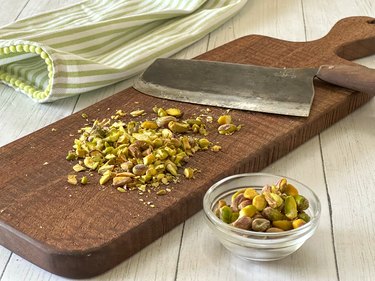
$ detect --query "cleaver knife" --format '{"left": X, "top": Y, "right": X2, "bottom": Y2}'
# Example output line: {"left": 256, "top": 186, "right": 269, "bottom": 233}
{"left": 134, "top": 58, "right": 375, "bottom": 117}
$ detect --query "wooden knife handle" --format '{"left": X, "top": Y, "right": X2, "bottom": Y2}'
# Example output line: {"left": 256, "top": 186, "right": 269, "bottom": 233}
{"left": 316, "top": 65, "right": 375, "bottom": 96}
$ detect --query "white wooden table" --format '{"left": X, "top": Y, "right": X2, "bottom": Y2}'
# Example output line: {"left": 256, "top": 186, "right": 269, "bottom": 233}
{"left": 0, "top": 1, "right": 374, "bottom": 280}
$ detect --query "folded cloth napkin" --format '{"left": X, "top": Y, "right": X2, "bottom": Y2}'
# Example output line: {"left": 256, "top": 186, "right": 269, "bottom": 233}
{"left": 0, "top": 0, "right": 247, "bottom": 102}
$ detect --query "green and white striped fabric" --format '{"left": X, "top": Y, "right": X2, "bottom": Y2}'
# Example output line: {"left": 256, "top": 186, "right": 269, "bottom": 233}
{"left": 0, "top": 0, "right": 247, "bottom": 102}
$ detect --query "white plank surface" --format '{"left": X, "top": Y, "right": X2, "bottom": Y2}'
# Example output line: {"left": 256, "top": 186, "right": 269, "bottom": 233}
{"left": 303, "top": 1, "right": 375, "bottom": 281}
{"left": 0, "top": 0, "right": 374, "bottom": 280}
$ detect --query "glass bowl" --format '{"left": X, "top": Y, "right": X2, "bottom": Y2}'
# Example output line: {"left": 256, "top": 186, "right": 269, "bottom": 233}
{"left": 203, "top": 173, "right": 321, "bottom": 261}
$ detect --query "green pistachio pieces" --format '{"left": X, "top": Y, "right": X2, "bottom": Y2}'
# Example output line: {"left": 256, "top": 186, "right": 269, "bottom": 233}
{"left": 294, "top": 194, "right": 309, "bottom": 211}
{"left": 284, "top": 196, "right": 298, "bottom": 220}
{"left": 243, "top": 188, "right": 258, "bottom": 200}
{"left": 264, "top": 192, "right": 283, "bottom": 208}
{"left": 99, "top": 170, "right": 112, "bottom": 185}
{"left": 239, "top": 205, "right": 257, "bottom": 218}
{"left": 232, "top": 216, "right": 252, "bottom": 230}
{"left": 67, "top": 175, "right": 78, "bottom": 185}
{"left": 130, "top": 109, "right": 145, "bottom": 117}
{"left": 66, "top": 105, "right": 241, "bottom": 200}
{"left": 141, "top": 120, "right": 158, "bottom": 129}
{"left": 217, "top": 115, "right": 232, "bottom": 125}
{"left": 168, "top": 121, "right": 189, "bottom": 133}
{"left": 252, "top": 218, "right": 271, "bottom": 232}
{"left": 83, "top": 157, "right": 99, "bottom": 170}
{"left": 97, "top": 163, "right": 114, "bottom": 174}
{"left": 298, "top": 211, "right": 311, "bottom": 223}
{"left": 215, "top": 177, "right": 311, "bottom": 233}
{"left": 183, "top": 167, "right": 195, "bottom": 179}
{"left": 66, "top": 151, "right": 77, "bottom": 161}
{"left": 81, "top": 176, "right": 88, "bottom": 185}
{"left": 112, "top": 176, "right": 133, "bottom": 187}
{"left": 165, "top": 108, "right": 183, "bottom": 117}
{"left": 220, "top": 206, "right": 233, "bottom": 224}
{"left": 292, "top": 219, "right": 306, "bottom": 229}
{"left": 132, "top": 164, "right": 148, "bottom": 176}
{"left": 73, "top": 164, "right": 86, "bottom": 172}
{"left": 262, "top": 207, "right": 286, "bottom": 221}
{"left": 272, "top": 220, "right": 293, "bottom": 231}
{"left": 252, "top": 195, "right": 267, "bottom": 211}
{"left": 156, "top": 116, "right": 177, "bottom": 127}
{"left": 218, "top": 124, "right": 237, "bottom": 135}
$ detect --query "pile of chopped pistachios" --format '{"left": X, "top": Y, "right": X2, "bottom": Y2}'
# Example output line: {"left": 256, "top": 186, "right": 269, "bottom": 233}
{"left": 66, "top": 106, "right": 241, "bottom": 198}
{"left": 215, "top": 178, "right": 310, "bottom": 232}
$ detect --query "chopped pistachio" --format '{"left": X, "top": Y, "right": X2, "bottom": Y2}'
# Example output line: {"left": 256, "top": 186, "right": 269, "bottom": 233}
{"left": 206, "top": 115, "right": 213, "bottom": 123}
{"left": 211, "top": 145, "right": 222, "bottom": 152}
{"left": 115, "top": 109, "right": 126, "bottom": 116}
{"left": 67, "top": 175, "right": 78, "bottom": 185}
{"left": 132, "top": 164, "right": 148, "bottom": 176}
{"left": 83, "top": 157, "right": 99, "bottom": 170}
{"left": 183, "top": 167, "right": 195, "bottom": 179}
{"left": 81, "top": 113, "right": 88, "bottom": 119}
{"left": 156, "top": 116, "right": 177, "bottom": 128}
{"left": 168, "top": 121, "right": 189, "bottom": 133}
{"left": 67, "top": 105, "right": 241, "bottom": 196}
{"left": 130, "top": 109, "right": 145, "bottom": 117}
{"left": 66, "top": 151, "right": 77, "bottom": 161}
{"left": 217, "top": 115, "right": 232, "bottom": 125}
{"left": 99, "top": 170, "right": 112, "bottom": 185}
{"left": 166, "top": 163, "right": 178, "bottom": 176}
{"left": 165, "top": 108, "right": 183, "bottom": 117}
{"left": 81, "top": 176, "right": 88, "bottom": 185}
{"left": 116, "top": 172, "right": 135, "bottom": 177}
{"left": 157, "top": 108, "right": 167, "bottom": 117}
{"left": 73, "top": 164, "right": 86, "bottom": 172}
{"left": 198, "top": 138, "right": 211, "bottom": 149}
{"left": 141, "top": 120, "right": 158, "bottom": 129}
{"left": 112, "top": 176, "right": 133, "bottom": 187}
{"left": 156, "top": 189, "right": 167, "bottom": 195}
{"left": 218, "top": 124, "right": 237, "bottom": 135}
{"left": 138, "top": 185, "right": 146, "bottom": 192}
{"left": 97, "top": 164, "right": 114, "bottom": 174}
{"left": 143, "top": 154, "right": 156, "bottom": 165}
{"left": 199, "top": 126, "right": 208, "bottom": 136}
{"left": 185, "top": 118, "right": 202, "bottom": 126}
{"left": 117, "top": 187, "right": 126, "bottom": 193}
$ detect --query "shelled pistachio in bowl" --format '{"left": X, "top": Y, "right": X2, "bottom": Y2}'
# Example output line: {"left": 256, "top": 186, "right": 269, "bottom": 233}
{"left": 203, "top": 173, "right": 321, "bottom": 261}
{"left": 215, "top": 178, "right": 311, "bottom": 233}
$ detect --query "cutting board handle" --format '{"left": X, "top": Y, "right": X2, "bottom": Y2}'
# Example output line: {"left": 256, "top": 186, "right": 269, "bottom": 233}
{"left": 320, "top": 17, "right": 375, "bottom": 61}
{"left": 313, "top": 17, "right": 375, "bottom": 96}
{"left": 316, "top": 65, "right": 375, "bottom": 96}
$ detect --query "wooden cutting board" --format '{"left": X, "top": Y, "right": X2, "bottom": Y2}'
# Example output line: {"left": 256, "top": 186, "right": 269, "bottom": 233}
{"left": 0, "top": 16, "right": 374, "bottom": 278}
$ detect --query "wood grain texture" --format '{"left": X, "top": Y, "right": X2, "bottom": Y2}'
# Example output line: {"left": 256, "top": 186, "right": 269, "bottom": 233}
{"left": 1, "top": 225, "right": 184, "bottom": 281}
{"left": 0, "top": 16, "right": 374, "bottom": 278}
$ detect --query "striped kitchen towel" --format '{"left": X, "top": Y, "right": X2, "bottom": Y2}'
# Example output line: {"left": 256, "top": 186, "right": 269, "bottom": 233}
{"left": 0, "top": 0, "right": 247, "bottom": 102}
